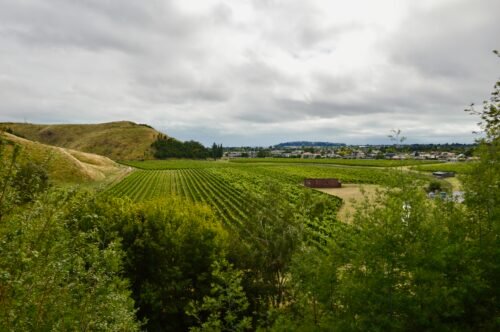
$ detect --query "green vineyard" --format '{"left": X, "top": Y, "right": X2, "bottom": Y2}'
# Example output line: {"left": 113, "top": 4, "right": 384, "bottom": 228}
{"left": 106, "top": 163, "right": 359, "bottom": 242}
{"left": 107, "top": 169, "right": 252, "bottom": 225}
{"left": 107, "top": 160, "right": 434, "bottom": 244}
{"left": 229, "top": 157, "right": 444, "bottom": 167}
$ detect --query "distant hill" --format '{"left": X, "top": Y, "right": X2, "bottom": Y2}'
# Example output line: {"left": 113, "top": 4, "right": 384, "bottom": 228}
{"left": 0, "top": 121, "right": 164, "bottom": 160}
{"left": 0, "top": 132, "right": 128, "bottom": 184}
{"left": 274, "top": 141, "right": 346, "bottom": 148}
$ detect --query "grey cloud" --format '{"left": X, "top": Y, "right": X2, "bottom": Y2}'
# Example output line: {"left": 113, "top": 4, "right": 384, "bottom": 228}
{"left": 385, "top": 0, "right": 499, "bottom": 80}
{"left": 0, "top": 0, "right": 202, "bottom": 53}
{"left": 0, "top": 0, "right": 497, "bottom": 146}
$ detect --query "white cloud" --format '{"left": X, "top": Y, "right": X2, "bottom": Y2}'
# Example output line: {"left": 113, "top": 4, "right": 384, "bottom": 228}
{"left": 0, "top": 0, "right": 497, "bottom": 145}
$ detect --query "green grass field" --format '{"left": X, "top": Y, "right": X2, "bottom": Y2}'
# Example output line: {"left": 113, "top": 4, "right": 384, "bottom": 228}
{"left": 120, "top": 158, "right": 444, "bottom": 170}
{"left": 120, "top": 159, "right": 241, "bottom": 169}
{"left": 106, "top": 167, "right": 343, "bottom": 243}
{"left": 229, "top": 158, "right": 444, "bottom": 167}
{"left": 411, "top": 162, "right": 476, "bottom": 174}
{"left": 107, "top": 159, "right": 434, "bottom": 241}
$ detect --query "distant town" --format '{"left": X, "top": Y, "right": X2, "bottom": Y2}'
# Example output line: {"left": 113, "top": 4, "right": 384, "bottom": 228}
{"left": 224, "top": 142, "right": 477, "bottom": 162}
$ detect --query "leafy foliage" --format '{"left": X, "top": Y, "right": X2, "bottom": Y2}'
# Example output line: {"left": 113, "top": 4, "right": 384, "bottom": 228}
{"left": 152, "top": 134, "right": 209, "bottom": 159}
{"left": 211, "top": 142, "right": 224, "bottom": 160}
{"left": 267, "top": 53, "right": 500, "bottom": 331}
{"left": 0, "top": 180, "right": 140, "bottom": 331}
{"left": 11, "top": 161, "right": 49, "bottom": 203}
{"left": 0, "top": 138, "right": 20, "bottom": 222}
{"left": 91, "top": 196, "right": 229, "bottom": 331}
{"left": 188, "top": 260, "right": 252, "bottom": 332}
{"left": 271, "top": 171, "right": 498, "bottom": 330}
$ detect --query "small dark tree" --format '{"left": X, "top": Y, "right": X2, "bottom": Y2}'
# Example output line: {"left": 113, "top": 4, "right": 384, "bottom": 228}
{"left": 211, "top": 142, "right": 218, "bottom": 160}
{"left": 218, "top": 144, "right": 224, "bottom": 159}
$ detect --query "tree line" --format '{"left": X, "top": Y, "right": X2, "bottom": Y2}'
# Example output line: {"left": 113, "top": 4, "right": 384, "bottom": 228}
{"left": 151, "top": 134, "right": 223, "bottom": 160}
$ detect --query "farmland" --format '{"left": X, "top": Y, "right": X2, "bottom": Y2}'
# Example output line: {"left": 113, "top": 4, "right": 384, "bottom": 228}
{"left": 106, "top": 160, "right": 434, "bottom": 238}
{"left": 120, "top": 159, "right": 244, "bottom": 169}
{"left": 229, "top": 157, "right": 444, "bottom": 167}
{"left": 411, "top": 161, "right": 476, "bottom": 174}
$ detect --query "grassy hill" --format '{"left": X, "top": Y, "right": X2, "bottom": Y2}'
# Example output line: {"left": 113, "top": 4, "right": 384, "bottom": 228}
{"left": 0, "top": 121, "right": 164, "bottom": 160}
{"left": 1, "top": 132, "right": 128, "bottom": 185}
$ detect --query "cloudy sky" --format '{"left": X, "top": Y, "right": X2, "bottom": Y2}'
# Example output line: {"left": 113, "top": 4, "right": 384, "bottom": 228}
{"left": 0, "top": 0, "right": 498, "bottom": 146}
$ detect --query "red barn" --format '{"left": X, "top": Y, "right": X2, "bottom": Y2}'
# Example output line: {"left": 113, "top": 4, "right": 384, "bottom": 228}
{"left": 304, "top": 178, "right": 342, "bottom": 188}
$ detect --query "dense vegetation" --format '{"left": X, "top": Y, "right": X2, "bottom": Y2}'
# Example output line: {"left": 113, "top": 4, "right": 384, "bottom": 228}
{"left": 107, "top": 160, "right": 423, "bottom": 223}
{"left": 3, "top": 129, "right": 498, "bottom": 330}
{"left": 152, "top": 134, "right": 209, "bottom": 159}
{"left": 0, "top": 55, "right": 498, "bottom": 331}
{"left": 0, "top": 140, "right": 140, "bottom": 330}
{"left": 151, "top": 134, "right": 224, "bottom": 160}
{"left": 106, "top": 167, "right": 342, "bottom": 246}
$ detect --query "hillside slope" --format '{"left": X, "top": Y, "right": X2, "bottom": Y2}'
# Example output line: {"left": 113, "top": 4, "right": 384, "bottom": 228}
{"left": 0, "top": 121, "right": 163, "bottom": 160}
{"left": 1, "top": 132, "right": 128, "bottom": 184}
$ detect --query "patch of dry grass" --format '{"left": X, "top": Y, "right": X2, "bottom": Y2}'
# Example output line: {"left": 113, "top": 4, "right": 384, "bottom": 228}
{"left": 1, "top": 132, "right": 127, "bottom": 185}
{"left": 316, "top": 184, "right": 382, "bottom": 222}
{"left": 0, "top": 121, "right": 162, "bottom": 160}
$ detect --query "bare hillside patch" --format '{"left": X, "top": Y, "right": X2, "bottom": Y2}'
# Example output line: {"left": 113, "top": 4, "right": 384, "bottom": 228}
{"left": 316, "top": 184, "right": 381, "bottom": 221}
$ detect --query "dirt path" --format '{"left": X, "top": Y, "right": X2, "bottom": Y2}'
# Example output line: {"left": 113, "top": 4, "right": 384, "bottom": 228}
{"left": 316, "top": 184, "right": 382, "bottom": 222}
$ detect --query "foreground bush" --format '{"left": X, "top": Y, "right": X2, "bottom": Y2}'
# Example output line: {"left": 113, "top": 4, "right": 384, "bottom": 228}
{"left": 0, "top": 189, "right": 140, "bottom": 331}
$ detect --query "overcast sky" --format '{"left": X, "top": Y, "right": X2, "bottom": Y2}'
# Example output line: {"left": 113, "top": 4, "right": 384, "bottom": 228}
{"left": 0, "top": 0, "right": 498, "bottom": 146}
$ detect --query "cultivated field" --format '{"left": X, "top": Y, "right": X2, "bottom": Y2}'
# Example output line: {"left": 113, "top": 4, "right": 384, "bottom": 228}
{"left": 107, "top": 160, "right": 434, "bottom": 240}
{"left": 230, "top": 158, "right": 444, "bottom": 167}
{"left": 411, "top": 162, "right": 476, "bottom": 174}
{"left": 120, "top": 159, "right": 245, "bottom": 169}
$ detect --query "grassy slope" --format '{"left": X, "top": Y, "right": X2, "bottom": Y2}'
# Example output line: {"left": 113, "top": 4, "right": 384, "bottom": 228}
{"left": 1, "top": 132, "right": 128, "bottom": 185}
{"left": 0, "top": 121, "right": 163, "bottom": 160}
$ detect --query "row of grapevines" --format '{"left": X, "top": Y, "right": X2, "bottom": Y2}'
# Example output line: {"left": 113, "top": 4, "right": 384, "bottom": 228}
{"left": 107, "top": 169, "right": 250, "bottom": 226}
{"left": 242, "top": 164, "right": 433, "bottom": 185}
{"left": 119, "top": 159, "right": 263, "bottom": 170}
{"left": 106, "top": 166, "right": 343, "bottom": 245}
{"left": 206, "top": 167, "right": 342, "bottom": 245}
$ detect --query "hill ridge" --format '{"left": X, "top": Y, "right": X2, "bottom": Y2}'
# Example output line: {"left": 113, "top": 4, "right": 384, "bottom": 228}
{"left": 0, "top": 121, "right": 164, "bottom": 160}
{"left": 274, "top": 141, "right": 346, "bottom": 148}
{"left": 0, "top": 132, "right": 128, "bottom": 184}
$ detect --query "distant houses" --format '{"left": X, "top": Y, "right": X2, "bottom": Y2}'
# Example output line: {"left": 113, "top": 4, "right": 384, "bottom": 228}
{"left": 223, "top": 143, "right": 477, "bottom": 163}
{"left": 301, "top": 152, "right": 322, "bottom": 159}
